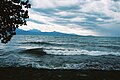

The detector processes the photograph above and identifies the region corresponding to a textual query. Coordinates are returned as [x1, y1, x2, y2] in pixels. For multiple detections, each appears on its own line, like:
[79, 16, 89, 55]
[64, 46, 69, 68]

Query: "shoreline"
[0, 67, 120, 80]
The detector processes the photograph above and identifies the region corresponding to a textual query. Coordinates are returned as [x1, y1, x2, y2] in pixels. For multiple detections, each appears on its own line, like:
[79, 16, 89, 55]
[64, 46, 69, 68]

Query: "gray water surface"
[0, 35, 120, 70]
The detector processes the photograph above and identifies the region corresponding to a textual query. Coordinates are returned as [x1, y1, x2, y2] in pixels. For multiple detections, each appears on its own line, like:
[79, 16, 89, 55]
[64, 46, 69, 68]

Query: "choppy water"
[0, 35, 120, 70]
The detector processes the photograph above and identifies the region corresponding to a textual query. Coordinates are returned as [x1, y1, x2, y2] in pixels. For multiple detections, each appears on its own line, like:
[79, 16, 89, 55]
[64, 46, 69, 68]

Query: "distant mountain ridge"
[16, 29, 77, 36]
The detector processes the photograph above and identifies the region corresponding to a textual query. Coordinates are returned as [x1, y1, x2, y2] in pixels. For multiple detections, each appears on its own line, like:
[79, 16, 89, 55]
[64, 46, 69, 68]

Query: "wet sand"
[0, 67, 120, 80]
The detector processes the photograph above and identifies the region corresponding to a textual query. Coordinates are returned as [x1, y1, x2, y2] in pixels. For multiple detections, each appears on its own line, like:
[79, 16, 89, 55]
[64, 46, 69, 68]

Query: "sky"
[19, 0, 120, 37]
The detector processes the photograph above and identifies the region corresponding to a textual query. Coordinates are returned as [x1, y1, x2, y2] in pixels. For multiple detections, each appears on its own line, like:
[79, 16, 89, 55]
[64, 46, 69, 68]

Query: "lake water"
[0, 35, 120, 70]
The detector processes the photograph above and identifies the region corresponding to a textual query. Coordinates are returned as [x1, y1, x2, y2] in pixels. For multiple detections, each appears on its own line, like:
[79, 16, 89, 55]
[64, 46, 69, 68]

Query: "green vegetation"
[0, 0, 31, 43]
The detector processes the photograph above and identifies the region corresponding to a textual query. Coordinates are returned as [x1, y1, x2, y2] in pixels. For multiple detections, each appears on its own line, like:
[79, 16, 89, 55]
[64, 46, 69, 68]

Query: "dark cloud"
[112, 0, 120, 2]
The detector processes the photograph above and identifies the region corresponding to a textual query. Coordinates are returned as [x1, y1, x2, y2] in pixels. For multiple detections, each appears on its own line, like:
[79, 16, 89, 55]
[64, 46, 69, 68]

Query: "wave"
[16, 47, 120, 56]
[19, 48, 47, 56]
[99, 45, 120, 50]
[0, 54, 19, 59]
[44, 48, 120, 56]
[21, 42, 53, 45]
[23, 62, 120, 70]
[20, 42, 78, 47]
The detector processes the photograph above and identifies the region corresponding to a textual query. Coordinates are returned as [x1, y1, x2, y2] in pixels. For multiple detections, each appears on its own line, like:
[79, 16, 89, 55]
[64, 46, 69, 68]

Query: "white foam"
[45, 48, 120, 56]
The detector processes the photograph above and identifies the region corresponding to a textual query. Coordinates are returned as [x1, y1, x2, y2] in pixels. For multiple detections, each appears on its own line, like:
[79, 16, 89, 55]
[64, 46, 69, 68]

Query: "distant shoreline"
[0, 67, 120, 80]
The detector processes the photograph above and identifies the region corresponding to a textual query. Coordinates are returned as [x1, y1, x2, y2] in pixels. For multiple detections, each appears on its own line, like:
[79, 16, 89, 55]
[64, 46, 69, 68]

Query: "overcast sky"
[19, 0, 120, 37]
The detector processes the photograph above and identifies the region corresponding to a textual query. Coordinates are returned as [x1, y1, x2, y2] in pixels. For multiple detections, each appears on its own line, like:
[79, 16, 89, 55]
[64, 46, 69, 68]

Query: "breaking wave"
[17, 48, 120, 56]
[19, 48, 47, 56]
[45, 48, 120, 56]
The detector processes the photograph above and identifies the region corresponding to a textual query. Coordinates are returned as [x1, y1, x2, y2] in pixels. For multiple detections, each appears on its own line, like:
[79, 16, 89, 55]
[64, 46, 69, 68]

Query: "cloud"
[19, 0, 120, 37]
[97, 23, 120, 37]
[70, 17, 86, 22]
[30, 0, 80, 8]
[55, 11, 75, 17]
[79, 0, 120, 22]
[20, 21, 98, 36]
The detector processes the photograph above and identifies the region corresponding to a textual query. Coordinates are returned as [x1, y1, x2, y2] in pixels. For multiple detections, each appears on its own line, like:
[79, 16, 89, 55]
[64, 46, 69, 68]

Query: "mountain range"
[16, 29, 77, 36]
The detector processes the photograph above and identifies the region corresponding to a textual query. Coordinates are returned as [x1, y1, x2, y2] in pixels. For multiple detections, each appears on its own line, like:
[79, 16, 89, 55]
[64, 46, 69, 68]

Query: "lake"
[0, 35, 120, 70]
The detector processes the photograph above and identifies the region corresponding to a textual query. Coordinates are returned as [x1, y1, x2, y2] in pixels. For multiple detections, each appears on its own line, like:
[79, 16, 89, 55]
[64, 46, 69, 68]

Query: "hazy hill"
[16, 29, 77, 36]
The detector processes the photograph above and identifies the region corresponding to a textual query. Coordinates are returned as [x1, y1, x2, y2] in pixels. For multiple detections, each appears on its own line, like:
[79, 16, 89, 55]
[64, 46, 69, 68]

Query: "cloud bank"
[19, 0, 120, 37]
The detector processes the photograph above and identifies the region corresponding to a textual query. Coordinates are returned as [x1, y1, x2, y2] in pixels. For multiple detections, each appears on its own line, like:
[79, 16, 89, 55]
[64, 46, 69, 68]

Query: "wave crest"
[19, 48, 47, 56]
[21, 42, 53, 45]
